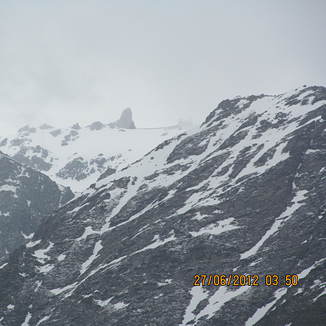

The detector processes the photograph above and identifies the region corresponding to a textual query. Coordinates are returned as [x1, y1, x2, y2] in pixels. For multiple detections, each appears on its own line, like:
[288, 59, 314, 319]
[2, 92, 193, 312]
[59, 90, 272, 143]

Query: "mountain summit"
[109, 108, 136, 129]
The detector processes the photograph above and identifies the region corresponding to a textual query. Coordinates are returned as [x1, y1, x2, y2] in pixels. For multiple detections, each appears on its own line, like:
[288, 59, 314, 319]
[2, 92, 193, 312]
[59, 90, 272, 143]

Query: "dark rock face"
[71, 123, 81, 130]
[50, 129, 62, 137]
[0, 86, 325, 326]
[17, 125, 37, 136]
[61, 130, 79, 146]
[109, 108, 136, 129]
[12, 146, 52, 172]
[39, 124, 53, 130]
[56, 155, 117, 182]
[0, 153, 73, 259]
[97, 167, 116, 181]
[56, 157, 89, 181]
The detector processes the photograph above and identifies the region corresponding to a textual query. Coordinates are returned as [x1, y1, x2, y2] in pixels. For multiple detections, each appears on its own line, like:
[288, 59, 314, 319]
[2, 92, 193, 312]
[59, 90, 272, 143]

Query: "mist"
[1, 0, 325, 134]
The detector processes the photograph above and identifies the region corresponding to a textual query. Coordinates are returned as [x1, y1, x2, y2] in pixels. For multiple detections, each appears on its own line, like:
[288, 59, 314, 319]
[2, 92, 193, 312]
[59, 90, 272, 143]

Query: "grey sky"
[1, 0, 325, 134]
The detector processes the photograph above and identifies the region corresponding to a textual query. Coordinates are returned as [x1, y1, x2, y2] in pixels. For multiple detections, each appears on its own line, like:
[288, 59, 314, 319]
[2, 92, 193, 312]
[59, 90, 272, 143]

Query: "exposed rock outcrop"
[109, 108, 136, 129]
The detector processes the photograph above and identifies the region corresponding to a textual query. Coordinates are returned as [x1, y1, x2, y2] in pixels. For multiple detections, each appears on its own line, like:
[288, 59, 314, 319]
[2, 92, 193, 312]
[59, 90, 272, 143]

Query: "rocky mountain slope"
[0, 85, 325, 325]
[0, 108, 185, 192]
[0, 152, 73, 259]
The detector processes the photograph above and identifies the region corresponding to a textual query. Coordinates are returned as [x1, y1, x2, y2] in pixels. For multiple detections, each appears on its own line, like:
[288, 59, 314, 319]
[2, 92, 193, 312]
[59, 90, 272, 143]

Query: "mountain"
[0, 152, 73, 259]
[108, 108, 136, 129]
[0, 108, 185, 192]
[0, 85, 325, 325]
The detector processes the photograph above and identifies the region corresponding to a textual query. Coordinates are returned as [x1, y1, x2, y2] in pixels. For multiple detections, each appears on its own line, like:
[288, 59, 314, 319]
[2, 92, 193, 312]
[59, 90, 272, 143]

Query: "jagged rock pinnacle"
[109, 108, 136, 129]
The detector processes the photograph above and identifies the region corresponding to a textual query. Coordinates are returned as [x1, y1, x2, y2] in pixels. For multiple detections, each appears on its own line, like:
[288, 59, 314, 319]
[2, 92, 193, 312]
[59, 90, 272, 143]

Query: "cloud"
[0, 0, 325, 133]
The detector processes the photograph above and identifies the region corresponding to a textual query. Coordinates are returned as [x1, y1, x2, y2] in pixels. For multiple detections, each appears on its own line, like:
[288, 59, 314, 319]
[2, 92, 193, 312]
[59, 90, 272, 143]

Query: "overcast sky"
[1, 0, 325, 134]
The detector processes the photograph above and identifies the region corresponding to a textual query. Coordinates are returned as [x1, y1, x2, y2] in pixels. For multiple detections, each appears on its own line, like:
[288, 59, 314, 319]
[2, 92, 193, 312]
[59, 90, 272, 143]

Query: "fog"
[1, 0, 325, 134]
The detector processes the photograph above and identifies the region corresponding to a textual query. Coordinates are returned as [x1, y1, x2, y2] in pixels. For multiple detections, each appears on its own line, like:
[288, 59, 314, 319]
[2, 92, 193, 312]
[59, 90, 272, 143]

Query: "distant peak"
[71, 123, 81, 130]
[109, 108, 136, 129]
[122, 107, 132, 116]
[201, 85, 326, 129]
[18, 125, 37, 135]
[87, 121, 105, 131]
[39, 123, 54, 130]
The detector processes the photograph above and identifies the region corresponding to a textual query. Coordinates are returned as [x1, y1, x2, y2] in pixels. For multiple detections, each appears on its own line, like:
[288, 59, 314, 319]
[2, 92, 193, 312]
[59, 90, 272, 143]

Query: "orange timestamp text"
[193, 274, 299, 287]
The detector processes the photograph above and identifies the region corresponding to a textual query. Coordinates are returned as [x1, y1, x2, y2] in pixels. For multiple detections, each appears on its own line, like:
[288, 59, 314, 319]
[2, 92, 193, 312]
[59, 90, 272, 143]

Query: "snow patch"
[21, 312, 32, 326]
[0, 262, 8, 270]
[195, 286, 250, 321]
[94, 297, 129, 310]
[298, 258, 326, 279]
[0, 185, 17, 193]
[57, 253, 66, 262]
[80, 240, 103, 275]
[21, 232, 34, 240]
[26, 239, 41, 248]
[313, 288, 326, 302]
[50, 282, 78, 296]
[190, 218, 239, 237]
[134, 232, 176, 254]
[191, 212, 206, 221]
[157, 279, 172, 287]
[33, 242, 54, 264]
[35, 316, 50, 326]
[37, 264, 54, 274]
[75, 226, 100, 241]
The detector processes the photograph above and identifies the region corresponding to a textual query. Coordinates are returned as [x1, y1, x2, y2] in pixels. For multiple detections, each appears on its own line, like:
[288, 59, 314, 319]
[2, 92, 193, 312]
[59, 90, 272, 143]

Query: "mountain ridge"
[0, 85, 325, 325]
[0, 108, 186, 192]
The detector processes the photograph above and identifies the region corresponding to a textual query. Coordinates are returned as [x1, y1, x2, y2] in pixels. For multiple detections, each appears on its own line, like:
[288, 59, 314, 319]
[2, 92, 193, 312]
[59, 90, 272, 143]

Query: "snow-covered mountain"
[0, 108, 185, 192]
[0, 85, 325, 325]
[0, 152, 73, 259]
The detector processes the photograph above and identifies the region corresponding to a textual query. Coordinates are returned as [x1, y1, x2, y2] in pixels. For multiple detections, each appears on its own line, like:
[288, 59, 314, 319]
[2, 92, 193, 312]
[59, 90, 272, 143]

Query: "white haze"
[0, 0, 325, 134]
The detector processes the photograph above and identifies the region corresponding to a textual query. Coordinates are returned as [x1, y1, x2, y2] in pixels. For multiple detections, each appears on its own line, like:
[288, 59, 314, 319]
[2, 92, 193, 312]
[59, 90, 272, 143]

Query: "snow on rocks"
[189, 217, 240, 237]
[240, 188, 308, 260]
[245, 288, 288, 326]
